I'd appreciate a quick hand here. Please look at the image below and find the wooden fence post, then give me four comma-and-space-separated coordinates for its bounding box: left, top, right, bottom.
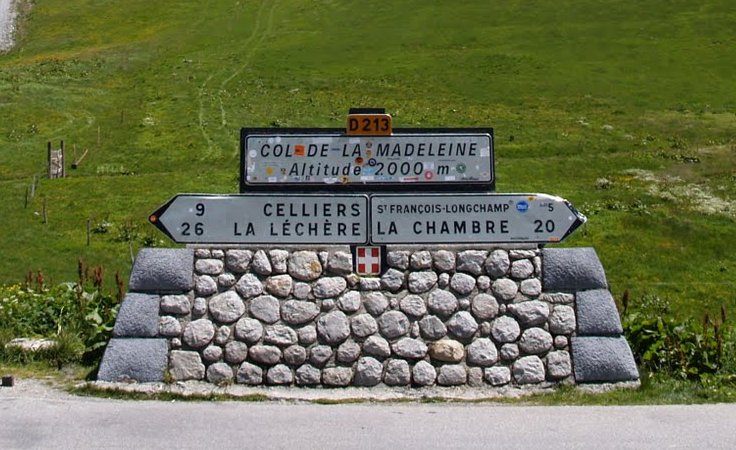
60, 140, 65, 178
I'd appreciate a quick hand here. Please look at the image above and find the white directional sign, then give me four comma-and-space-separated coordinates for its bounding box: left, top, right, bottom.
150, 193, 584, 245
150, 194, 369, 244
241, 131, 493, 189
371, 193, 586, 244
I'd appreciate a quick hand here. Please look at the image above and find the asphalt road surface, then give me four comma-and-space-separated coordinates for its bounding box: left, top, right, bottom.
2, 391, 735, 449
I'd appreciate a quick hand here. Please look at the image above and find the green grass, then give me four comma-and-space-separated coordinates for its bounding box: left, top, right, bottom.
1, 0, 735, 324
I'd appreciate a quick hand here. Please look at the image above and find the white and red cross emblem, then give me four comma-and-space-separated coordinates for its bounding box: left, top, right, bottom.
355, 246, 381, 276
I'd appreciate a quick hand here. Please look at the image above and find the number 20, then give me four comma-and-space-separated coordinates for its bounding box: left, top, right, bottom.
534, 220, 555, 233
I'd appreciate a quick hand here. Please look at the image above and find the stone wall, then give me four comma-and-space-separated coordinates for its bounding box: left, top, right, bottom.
99, 246, 639, 388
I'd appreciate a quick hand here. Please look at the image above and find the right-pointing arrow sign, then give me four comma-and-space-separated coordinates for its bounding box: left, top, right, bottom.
370, 193, 586, 244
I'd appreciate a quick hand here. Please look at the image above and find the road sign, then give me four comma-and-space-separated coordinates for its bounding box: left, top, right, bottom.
347, 113, 392, 136
370, 193, 586, 244
149, 194, 369, 244
240, 128, 494, 192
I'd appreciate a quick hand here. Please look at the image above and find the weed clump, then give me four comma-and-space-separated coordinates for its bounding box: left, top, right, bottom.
0, 264, 122, 368
620, 290, 734, 384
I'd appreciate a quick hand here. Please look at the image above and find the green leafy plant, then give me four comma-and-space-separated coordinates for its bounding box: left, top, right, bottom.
0, 265, 122, 367
621, 291, 729, 382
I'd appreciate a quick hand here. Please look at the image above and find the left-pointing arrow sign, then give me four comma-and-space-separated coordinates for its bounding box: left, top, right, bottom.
149, 194, 370, 245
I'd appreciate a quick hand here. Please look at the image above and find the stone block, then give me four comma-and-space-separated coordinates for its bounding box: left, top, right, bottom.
112, 293, 160, 338
542, 247, 607, 292
571, 336, 639, 383
170, 350, 206, 381
576, 289, 624, 335
98, 338, 168, 382
128, 248, 194, 293
512, 355, 545, 384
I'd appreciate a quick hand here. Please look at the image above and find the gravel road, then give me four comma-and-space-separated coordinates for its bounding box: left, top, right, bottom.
0, 0, 16, 52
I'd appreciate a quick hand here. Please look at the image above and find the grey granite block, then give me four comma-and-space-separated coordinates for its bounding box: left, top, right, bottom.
576, 289, 623, 335
113, 293, 161, 338
97, 338, 168, 382
571, 336, 639, 382
542, 247, 607, 292
129, 248, 194, 293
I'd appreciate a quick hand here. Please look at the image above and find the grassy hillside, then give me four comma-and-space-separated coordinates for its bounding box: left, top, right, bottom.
1, 0, 734, 319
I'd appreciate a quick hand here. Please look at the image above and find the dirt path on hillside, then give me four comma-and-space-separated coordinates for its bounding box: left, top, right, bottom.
0, 0, 16, 52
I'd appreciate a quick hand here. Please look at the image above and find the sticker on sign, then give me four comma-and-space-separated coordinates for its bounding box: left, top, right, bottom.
149, 194, 369, 244
370, 193, 586, 244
